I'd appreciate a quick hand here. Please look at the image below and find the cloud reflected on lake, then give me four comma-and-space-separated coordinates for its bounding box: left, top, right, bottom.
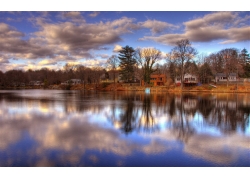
0, 90, 249, 166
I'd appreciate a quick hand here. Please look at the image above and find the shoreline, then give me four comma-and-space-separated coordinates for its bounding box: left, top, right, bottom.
1, 84, 250, 93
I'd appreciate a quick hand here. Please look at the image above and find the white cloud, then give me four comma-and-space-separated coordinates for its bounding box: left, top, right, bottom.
81, 59, 106, 68
89, 12, 100, 18
0, 16, 139, 71
140, 12, 250, 45
113, 44, 123, 52
139, 19, 177, 34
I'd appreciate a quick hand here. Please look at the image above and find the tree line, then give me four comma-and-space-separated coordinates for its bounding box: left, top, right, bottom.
107, 39, 250, 89
0, 65, 107, 88
0, 39, 249, 88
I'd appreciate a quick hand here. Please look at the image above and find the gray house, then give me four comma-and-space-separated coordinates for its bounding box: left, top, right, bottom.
215, 73, 237, 83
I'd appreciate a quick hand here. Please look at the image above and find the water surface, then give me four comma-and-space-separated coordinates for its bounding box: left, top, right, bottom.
0, 90, 249, 167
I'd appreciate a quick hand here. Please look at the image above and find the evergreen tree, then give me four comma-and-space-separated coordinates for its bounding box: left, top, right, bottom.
239, 48, 250, 78
168, 61, 176, 82
118, 45, 136, 82
240, 48, 250, 64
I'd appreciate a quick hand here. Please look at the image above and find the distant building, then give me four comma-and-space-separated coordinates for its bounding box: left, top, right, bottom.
29, 81, 43, 86
61, 79, 82, 85
175, 74, 198, 85
141, 74, 167, 86
215, 73, 237, 83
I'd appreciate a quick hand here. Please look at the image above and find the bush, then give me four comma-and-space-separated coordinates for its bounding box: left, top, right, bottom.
101, 82, 112, 88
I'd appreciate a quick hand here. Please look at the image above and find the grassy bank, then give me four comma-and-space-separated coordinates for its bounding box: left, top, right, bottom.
2, 82, 249, 93
47, 82, 250, 93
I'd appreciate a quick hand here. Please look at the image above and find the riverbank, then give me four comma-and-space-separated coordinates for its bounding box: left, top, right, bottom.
1, 82, 250, 93
50, 82, 250, 93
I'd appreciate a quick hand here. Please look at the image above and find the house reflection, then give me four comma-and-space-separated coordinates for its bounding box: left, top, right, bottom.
1, 91, 249, 136
0, 90, 249, 166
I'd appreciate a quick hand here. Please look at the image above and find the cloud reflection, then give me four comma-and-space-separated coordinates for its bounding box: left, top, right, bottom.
0, 91, 249, 166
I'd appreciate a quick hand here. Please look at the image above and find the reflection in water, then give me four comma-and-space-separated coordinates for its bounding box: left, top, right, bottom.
0, 90, 249, 167
139, 95, 157, 132
119, 95, 137, 133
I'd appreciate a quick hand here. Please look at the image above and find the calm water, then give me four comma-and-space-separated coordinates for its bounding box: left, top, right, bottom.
0, 90, 249, 167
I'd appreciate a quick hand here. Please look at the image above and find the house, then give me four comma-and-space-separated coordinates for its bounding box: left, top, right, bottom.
215, 73, 237, 83
34, 81, 43, 86
175, 74, 198, 85
141, 74, 167, 86
29, 81, 43, 86
61, 79, 82, 85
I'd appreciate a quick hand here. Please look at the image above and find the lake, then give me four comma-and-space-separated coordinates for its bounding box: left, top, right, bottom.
0, 90, 249, 167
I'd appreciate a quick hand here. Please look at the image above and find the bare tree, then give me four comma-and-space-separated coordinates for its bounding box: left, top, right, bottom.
106, 55, 120, 85
218, 48, 243, 87
135, 48, 161, 85
205, 53, 224, 75
169, 39, 198, 90
63, 63, 77, 80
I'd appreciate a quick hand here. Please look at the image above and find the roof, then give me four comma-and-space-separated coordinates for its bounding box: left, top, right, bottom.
70, 79, 81, 81
216, 73, 236, 77
150, 74, 166, 77
216, 73, 226, 77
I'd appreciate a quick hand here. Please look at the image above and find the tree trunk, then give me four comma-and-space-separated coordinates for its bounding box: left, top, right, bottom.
181, 60, 184, 91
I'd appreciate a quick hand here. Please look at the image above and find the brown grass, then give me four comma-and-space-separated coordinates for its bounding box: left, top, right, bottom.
48, 82, 250, 93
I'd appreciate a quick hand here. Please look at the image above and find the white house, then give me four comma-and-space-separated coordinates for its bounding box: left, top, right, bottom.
175, 74, 198, 85
29, 81, 43, 86
61, 79, 82, 85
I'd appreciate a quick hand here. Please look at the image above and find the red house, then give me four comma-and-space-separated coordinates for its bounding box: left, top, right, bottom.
141, 74, 167, 86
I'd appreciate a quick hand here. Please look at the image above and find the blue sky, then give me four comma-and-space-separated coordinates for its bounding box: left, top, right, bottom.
0, 1, 249, 72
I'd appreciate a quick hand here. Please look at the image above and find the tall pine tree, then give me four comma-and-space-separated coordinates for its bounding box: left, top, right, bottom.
118, 45, 136, 82
240, 48, 250, 77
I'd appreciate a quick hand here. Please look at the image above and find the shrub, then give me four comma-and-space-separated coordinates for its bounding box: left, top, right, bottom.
101, 82, 112, 88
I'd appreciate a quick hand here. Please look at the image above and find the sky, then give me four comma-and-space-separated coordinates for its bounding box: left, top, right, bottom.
0, 1, 249, 72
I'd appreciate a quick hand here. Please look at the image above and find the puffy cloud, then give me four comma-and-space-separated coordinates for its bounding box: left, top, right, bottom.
0, 23, 24, 38
97, 54, 109, 59
139, 19, 177, 34
0, 54, 10, 64
220, 26, 250, 44
0, 98, 169, 166
38, 59, 58, 65
89, 12, 100, 18
81, 59, 107, 68
0, 16, 139, 71
113, 44, 123, 52
62, 11, 83, 19
0, 23, 54, 60
184, 11, 237, 30
34, 17, 137, 55
140, 12, 250, 45
184, 133, 250, 164
140, 33, 186, 45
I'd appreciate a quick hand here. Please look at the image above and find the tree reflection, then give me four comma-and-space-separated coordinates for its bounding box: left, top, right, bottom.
119, 94, 137, 134
1, 90, 249, 137
197, 95, 215, 120
168, 94, 176, 118
168, 93, 250, 142
138, 94, 159, 133
207, 94, 250, 134
171, 94, 196, 143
